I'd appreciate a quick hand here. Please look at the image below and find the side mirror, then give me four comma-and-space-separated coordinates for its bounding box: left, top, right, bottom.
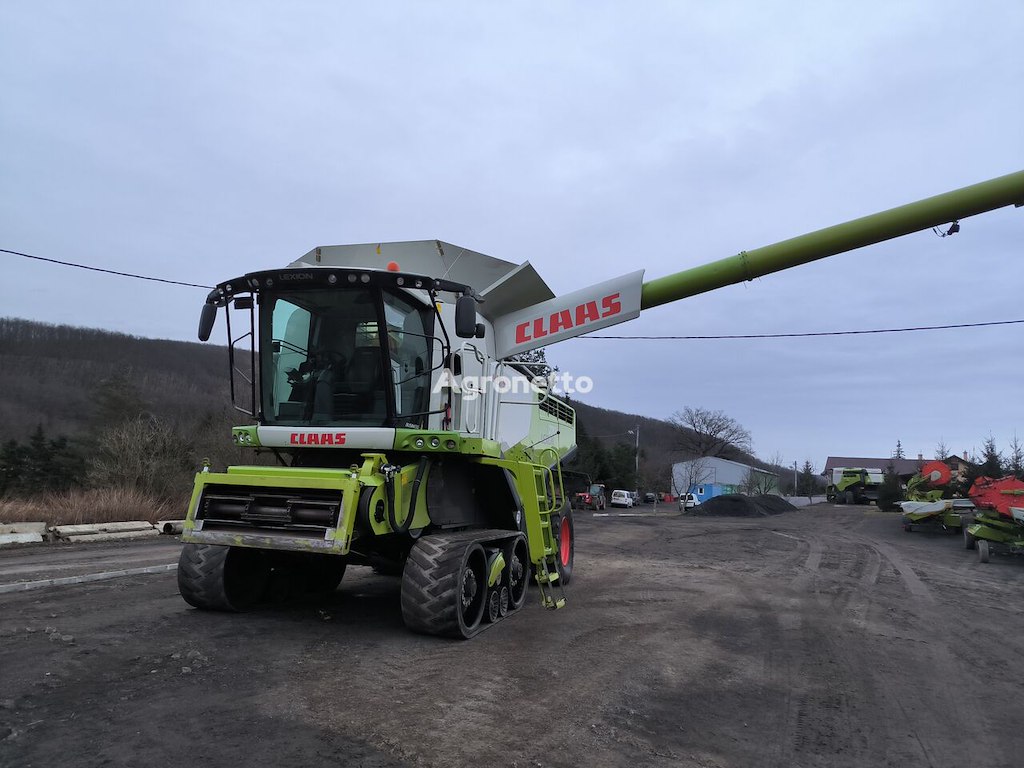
455, 295, 478, 338
198, 303, 218, 341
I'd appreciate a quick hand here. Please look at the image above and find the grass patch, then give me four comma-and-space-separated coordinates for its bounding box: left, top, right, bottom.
0, 487, 189, 526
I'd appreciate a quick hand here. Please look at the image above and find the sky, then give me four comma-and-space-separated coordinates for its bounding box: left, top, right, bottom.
2, 1, 1023, 473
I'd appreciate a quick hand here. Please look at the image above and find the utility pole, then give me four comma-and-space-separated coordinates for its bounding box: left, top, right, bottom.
634, 423, 640, 495
793, 461, 798, 497
627, 424, 640, 496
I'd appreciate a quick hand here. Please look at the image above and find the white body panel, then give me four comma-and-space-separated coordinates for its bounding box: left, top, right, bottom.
257, 426, 396, 450
493, 270, 645, 358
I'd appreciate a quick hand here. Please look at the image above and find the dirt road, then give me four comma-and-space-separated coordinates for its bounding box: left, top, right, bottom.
2, 505, 1022, 767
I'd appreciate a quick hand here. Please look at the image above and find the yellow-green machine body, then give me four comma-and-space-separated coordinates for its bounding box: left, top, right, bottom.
179, 170, 1024, 637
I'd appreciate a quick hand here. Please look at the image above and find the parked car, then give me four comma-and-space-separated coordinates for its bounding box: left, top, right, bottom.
679, 493, 699, 510
643, 492, 657, 504
610, 489, 634, 508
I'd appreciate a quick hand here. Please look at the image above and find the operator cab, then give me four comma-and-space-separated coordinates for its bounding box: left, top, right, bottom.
265, 285, 434, 427
198, 267, 481, 430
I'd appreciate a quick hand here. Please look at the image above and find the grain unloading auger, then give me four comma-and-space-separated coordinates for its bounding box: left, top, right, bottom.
179, 170, 1024, 637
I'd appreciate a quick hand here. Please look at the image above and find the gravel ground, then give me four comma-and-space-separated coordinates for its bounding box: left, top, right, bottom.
2, 504, 1023, 768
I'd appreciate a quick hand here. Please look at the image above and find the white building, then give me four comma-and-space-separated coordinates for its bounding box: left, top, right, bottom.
671, 456, 779, 504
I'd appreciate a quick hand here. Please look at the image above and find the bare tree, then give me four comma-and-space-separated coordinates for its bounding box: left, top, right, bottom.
671, 455, 710, 502
934, 438, 950, 461
741, 465, 778, 495
669, 407, 751, 458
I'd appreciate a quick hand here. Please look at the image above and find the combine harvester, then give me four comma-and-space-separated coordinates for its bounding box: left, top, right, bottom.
179, 170, 1024, 637
900, 460, 974, 533
963, 476, 1024, 563
828, 467, 884, 505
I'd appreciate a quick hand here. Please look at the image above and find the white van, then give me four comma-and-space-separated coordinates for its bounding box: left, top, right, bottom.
610, 490, 634, 508
679, 494, 699, 510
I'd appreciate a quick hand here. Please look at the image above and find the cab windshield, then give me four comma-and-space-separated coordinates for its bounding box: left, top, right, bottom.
260, 287, 434, 428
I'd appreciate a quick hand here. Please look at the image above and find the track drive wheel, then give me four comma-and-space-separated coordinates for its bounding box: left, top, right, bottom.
551, 505, 575, 586
401, 536, 489, 638
178, 543, 268, 611
504, 535, 530, 611
977, 539, 990, 563
963, 527, 976, 550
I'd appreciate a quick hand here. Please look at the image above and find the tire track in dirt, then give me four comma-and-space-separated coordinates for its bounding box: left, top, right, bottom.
818, 531, 1001, 767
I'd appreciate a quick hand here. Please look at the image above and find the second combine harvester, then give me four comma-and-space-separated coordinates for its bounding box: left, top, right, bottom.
179, 171, 1024, 637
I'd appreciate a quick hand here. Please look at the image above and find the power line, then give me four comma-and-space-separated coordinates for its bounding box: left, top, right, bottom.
1, 248, 212, 289
582, 318, 1024, 340
6, 246, 1022, 340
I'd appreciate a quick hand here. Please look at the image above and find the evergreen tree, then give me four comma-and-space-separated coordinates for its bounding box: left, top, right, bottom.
892, 440, 905, 459
1008, 434, 1024, 480
979, 435, 1004, 478
797, 460, 817, 499
23, 425, 53, 490
0, 439, 24, 496
876, 463, 904, 511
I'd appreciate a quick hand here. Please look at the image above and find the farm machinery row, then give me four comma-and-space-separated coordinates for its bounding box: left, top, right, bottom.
900, 462, 1024, 564
180, 169, 1024, 637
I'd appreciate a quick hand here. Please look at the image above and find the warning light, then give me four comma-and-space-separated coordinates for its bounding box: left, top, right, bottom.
386, 261, 400, 272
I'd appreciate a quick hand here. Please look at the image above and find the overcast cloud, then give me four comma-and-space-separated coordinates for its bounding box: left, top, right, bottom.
1, 1, 1022, 471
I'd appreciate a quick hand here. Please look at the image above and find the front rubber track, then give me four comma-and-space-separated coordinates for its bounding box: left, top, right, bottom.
178, 543, 268, 612
401, 530, 525, 639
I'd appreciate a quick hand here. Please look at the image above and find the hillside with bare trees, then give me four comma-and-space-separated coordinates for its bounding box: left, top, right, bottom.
0, 317, 779, 520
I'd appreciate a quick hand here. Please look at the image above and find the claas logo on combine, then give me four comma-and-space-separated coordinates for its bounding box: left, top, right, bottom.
290, 432, 347, 446
515, 292, 621, 344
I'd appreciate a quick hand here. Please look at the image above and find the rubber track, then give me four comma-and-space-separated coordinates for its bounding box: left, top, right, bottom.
401, 530, 523, 639
177, 542, 235, 611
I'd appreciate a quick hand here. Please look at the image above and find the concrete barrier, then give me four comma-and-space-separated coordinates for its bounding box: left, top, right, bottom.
64, 529, 161, 543
0, 522, 49, 535
52, 521, 156, 538
0, 532, 45, 546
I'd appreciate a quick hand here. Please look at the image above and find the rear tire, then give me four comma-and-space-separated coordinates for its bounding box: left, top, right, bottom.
551, 505, 575, 586
963, 527, 976, 550
845, 490, 855, 505
977, 539, 990, 563
178, 543, 268, 611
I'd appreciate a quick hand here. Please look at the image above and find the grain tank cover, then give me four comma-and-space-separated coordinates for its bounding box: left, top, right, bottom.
290, 240, 555, 318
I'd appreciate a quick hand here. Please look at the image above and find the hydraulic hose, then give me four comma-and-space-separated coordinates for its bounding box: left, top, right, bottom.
403, 457, 430, 534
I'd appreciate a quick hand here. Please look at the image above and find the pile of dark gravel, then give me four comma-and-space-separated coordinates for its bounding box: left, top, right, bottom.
688, 494, 797, 517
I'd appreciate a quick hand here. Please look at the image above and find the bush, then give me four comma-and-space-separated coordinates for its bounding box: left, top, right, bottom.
876, 469, 904, 511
